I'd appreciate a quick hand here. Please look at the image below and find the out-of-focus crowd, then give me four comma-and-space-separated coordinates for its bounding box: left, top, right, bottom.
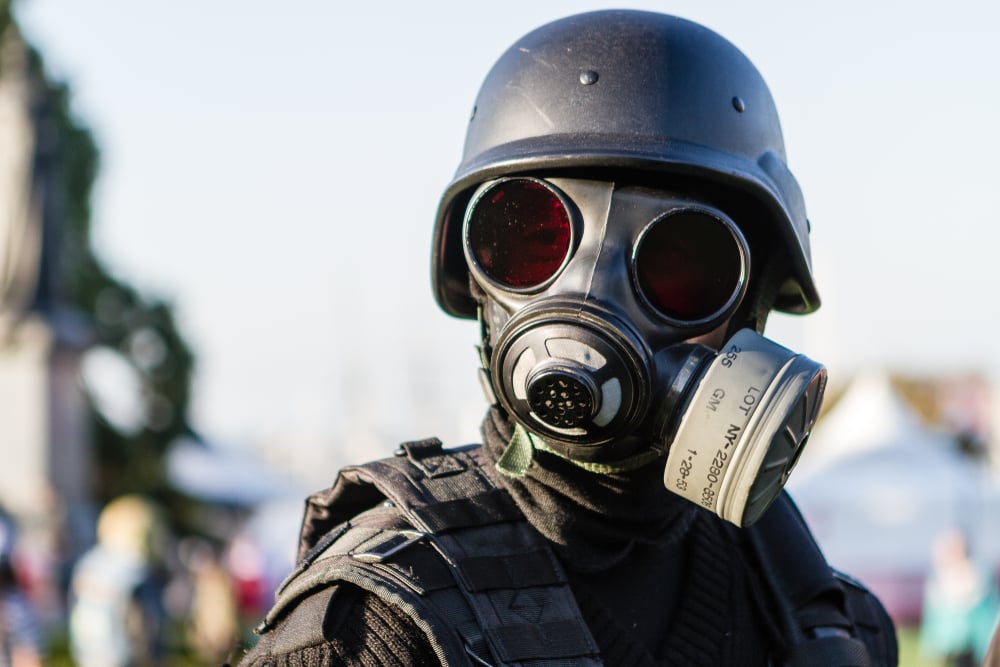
0, 496, 276, 666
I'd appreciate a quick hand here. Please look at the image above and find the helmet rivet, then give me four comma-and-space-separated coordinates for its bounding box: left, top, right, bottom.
579, 70, 599, 85
732, 96, 746, 113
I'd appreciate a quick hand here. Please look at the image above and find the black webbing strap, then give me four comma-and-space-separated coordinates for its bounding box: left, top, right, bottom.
389, 442, 600, 665
423, 446, 600, 665
414, 489, 524, 533
398, 437, 467, 477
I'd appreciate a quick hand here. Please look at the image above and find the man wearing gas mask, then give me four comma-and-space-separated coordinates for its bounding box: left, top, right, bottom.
238, 10, 897, 667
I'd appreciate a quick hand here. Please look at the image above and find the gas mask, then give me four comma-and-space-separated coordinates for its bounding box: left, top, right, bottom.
466, 176, 827, 527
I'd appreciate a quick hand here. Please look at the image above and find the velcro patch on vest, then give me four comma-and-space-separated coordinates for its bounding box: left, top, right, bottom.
458, 549, 564, 591
489, 619, 597, 661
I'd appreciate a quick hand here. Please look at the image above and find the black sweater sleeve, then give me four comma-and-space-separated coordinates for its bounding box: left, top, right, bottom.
236, 584, 442, 667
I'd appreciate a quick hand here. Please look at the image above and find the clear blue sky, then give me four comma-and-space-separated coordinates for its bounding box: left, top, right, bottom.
14, 1, 1000, 472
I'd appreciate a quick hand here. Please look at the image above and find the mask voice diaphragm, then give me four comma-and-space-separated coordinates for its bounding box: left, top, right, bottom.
661, 329, 826, 526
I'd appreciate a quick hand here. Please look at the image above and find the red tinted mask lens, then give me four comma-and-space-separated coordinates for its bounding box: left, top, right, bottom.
466, 179, 572, 289
634, 211, 746, 323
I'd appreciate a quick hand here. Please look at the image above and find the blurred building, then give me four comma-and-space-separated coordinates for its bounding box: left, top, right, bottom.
0, 24, 94, 561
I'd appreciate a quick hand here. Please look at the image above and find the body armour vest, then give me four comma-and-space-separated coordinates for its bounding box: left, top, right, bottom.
250, 439, 897, 667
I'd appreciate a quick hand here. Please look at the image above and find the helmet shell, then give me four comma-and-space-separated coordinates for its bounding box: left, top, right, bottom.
432, 10, 819, 318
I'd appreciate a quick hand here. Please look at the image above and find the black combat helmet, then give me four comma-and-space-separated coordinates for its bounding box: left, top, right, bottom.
432, 10, 819, 320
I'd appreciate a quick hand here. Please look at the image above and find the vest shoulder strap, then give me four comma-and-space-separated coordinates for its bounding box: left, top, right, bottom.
747, 492, 898, 667
259, 438, 603, 667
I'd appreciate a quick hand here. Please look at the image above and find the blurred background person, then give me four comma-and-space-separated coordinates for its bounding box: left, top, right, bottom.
919, 528, 1000, 666
0, 510, 42, 667
68, 496, 167, 667
185, 540, 239, 666
984, 624, 999, 667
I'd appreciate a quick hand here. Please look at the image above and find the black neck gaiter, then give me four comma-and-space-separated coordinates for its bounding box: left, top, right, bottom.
481, 407, 695, 573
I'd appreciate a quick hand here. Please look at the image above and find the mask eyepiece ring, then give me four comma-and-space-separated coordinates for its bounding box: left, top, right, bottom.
463, 177, 575, 293
631, 207, 749, 328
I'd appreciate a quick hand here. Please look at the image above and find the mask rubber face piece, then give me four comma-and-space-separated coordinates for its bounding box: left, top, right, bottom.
662, 329, 827, 526
465, 178, 751, 461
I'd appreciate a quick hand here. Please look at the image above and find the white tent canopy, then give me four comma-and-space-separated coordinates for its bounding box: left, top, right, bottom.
166, 436, 296, 506
786, 373, 1000, 618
